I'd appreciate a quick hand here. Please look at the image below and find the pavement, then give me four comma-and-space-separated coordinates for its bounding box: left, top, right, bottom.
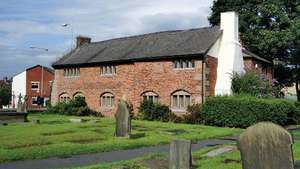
0, 138, 234, 169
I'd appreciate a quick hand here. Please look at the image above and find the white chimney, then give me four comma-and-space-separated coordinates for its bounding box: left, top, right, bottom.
214, 11, 245, 95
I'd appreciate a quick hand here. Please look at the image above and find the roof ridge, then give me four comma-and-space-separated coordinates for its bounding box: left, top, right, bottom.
89, 26, 219, 45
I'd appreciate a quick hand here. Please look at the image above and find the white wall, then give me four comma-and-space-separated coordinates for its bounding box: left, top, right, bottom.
207, 11, 244, 95
11, 71, 26, 108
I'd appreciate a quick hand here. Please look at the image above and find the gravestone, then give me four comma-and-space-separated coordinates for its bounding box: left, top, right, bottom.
115, 96, 131, 137
169, 139, 192, 169
238, 122, 294, 169
16, 94, 23, 113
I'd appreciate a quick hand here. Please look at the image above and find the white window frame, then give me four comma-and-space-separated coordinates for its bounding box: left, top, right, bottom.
100, 65, 116, 76
173, 59, 195, 70
100, 93, 115, 108
31, 81, 40, 91
171, 90, 192, 111
64, 68, 80, 77
142, 91, 159, 103
59, 93, 71, 102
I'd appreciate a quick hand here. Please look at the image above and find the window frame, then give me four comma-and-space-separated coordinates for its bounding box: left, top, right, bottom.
142, 91, 159, 103
31, 81, 40, 91
100, 92, 115, 108
100, 65, 116, 76
63, 68, 80, 77
59, 93, 71, 103
31, 96, 38, 105
173, 59, 195, 70
171, 90, 192, 111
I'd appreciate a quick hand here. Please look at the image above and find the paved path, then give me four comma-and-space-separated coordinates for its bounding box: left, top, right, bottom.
0, 138, 234, 169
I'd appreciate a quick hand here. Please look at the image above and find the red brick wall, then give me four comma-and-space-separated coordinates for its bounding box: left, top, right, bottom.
26, 67, 54, 108
51, 59, 204, 116
243, 58, 273, 80
206, 56, 218, 96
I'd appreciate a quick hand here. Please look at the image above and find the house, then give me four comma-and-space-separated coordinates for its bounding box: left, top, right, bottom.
11, 65, 54, 109
51, 12, 272, 116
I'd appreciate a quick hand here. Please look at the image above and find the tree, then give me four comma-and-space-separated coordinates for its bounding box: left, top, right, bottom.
209, 0, 300, 101
0, 80, 11, 108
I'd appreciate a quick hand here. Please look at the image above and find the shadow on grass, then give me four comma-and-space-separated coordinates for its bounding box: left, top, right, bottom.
130, 133, 146, 139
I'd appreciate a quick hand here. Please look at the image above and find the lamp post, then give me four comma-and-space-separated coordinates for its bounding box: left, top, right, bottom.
61, 23, 74, 49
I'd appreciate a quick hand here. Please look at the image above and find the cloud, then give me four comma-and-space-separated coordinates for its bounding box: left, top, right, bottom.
0, 0, 213, 78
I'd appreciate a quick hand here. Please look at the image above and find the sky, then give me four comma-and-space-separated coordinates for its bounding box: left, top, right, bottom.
0, 0, 213, 78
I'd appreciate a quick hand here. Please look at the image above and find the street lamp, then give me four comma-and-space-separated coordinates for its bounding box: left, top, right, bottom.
61, 23, 74, 49
30, 46, 49, 51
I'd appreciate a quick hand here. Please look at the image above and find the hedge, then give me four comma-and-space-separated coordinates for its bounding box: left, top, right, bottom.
202, 96, 300, 128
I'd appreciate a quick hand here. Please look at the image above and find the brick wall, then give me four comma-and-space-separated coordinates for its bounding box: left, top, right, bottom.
206, 56, 218, 97
51, 58, 204, 116
243, 58, 273, 80
26, 67, 54, 108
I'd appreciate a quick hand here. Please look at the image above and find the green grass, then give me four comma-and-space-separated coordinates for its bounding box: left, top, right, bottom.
74, 130, 300, 169
0, 113, 241, 163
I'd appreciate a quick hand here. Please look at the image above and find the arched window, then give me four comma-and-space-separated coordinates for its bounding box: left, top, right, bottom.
171, 90, 192, 110
73, 92, 85, 99
59, 93, 71, 102
142, 91, 158, 103
100, 92, 115, 108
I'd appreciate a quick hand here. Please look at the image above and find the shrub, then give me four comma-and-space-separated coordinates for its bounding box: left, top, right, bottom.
138, 100, 173, 122
182, 104, 203, 124
45, 97, 99, 116
202, 96, 300, 128
231, 71, 278, 98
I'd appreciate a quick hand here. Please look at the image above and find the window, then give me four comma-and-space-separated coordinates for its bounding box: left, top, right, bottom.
64, 68, 80, 77
31, 81, 40, 90
100, 65, 116, 75
74, 92, 85, 99
32, 97, 38, 105
142, 91, 158, 103
59, 93, 71, 102
173, 59, 195, 69
171, 90, 192, 110
100, 92, 115, 108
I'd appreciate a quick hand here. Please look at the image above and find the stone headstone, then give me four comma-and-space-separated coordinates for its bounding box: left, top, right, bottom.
238, 122, 294, 169
16, 94, 23, 113
169, 139, 192, 169
115, 97, 131, 137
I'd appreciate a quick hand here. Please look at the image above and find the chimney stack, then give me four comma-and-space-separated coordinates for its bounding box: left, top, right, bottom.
76, 36, 91, 48
213, 11, 245, 95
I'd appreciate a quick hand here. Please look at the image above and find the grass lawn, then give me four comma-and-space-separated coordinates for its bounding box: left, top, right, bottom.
0, 113, 241, 163
74, 130, 300, 169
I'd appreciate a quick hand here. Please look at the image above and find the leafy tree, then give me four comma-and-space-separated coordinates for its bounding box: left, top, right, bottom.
209, 0, 300, 101
0, 80, 11, 107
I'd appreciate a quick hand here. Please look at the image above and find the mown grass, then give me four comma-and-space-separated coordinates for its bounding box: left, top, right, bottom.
0, 113, 241, 163
74, 130, 300, 169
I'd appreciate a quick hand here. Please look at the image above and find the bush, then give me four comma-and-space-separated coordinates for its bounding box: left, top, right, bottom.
202, 96, 300, 128
182, 104, 203, 124
231, 71, 279, 98
138, 100, 173, 122
45, 97, 99, 116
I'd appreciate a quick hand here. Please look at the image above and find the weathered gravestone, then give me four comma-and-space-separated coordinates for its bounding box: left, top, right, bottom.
115, 97, 131, 137
16, 94, 23, 113
169, 139, 192, 169
23, 95, 28, 113
238, 122, 294, 169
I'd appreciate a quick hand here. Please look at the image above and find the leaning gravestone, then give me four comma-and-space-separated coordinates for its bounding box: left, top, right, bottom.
16, 94, 23, 113
238, 122, 294, 169
115, 97, 131, 137
169, 139, 192, 169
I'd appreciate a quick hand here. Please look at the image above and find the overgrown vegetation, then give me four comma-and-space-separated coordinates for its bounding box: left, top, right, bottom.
0, 79, 11, 108
138, 100, 174, 122
231, 71, 280, 98
45, 97, 99, 116
201, 96, 300, 128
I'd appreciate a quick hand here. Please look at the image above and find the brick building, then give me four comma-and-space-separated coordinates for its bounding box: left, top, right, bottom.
11, 65, 54, 109
51, 12, 272, 116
